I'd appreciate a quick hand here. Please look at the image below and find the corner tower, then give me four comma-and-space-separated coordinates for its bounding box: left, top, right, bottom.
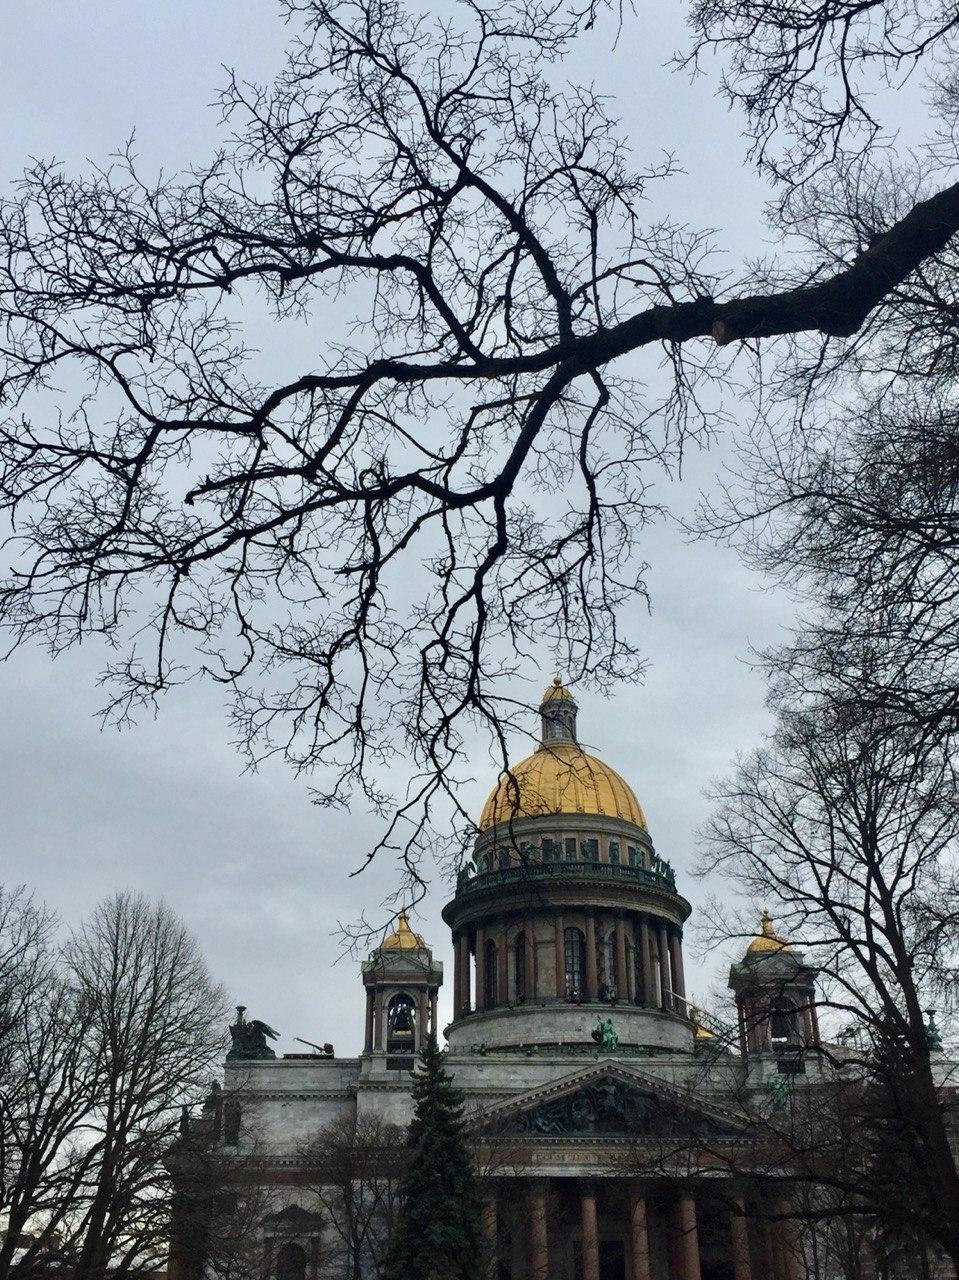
442, 681, 694, 1054
361, 912, 442, 1069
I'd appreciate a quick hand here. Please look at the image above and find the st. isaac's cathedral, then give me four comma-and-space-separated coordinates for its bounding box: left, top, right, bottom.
180, 681, 954, 1280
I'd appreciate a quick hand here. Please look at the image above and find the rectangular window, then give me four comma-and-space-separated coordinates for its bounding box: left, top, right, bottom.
581, 838, 598, 860
565, 837, 578, 861
608, 841, 620, 864
628, 846, 642, 868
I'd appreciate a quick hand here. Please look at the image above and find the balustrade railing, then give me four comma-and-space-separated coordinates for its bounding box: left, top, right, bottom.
454, 857, 677, 897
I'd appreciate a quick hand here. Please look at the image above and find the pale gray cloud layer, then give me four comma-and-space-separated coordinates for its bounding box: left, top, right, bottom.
0, 2, 796, 1055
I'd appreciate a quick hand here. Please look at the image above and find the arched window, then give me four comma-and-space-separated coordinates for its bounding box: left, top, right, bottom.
276, 1243, 307, 1280
514, 932, 526, 1000
387, 993, 416, 1053
770, 999, 799, 1047
484, 938, 498, 1008
564, 927, 586, 1000
222, 1097, 241, 1146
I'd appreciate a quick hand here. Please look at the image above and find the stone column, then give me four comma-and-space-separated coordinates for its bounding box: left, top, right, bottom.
364, 988, 374, 1053
554, 911, 566, 998
429, 989, 438, 1040
459, 932, 471, 1016
417, 989, 429, 1050
525, 916, 536, 999
498, 918, 510, 1006
585, 910, 599, 1000
730, 1200, 752, 1280
580, 1184, 601, 1280
373, 991, 384, 1051
528, 1182, 549, 1280
482, 1191, 498, 1280
675, 1196, 701, 1280
774, 1198, 802, 1280
669, 930, 687, 1004
657, 923, 672, 1011
475, 925, 486, 1012
452, 934, 462, 1019
615, 913, 628, 1002
637, 915, 656, 1006
628, 1190, 651, 1280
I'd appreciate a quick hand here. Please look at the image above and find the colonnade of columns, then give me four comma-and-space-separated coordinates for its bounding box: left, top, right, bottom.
484, 1182, 804, 1280
452, 909, 687, 1021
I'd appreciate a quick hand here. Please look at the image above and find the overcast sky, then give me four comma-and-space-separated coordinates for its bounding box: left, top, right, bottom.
0, 1, 800, 1055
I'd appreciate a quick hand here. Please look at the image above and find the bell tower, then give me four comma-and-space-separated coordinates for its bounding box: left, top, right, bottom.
729, 911, 820, 1070
360, 912, 442, 1066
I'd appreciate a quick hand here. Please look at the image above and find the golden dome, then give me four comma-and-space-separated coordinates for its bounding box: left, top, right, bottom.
746, 909, 792, 955
479, 742, 647, 830
381, 911, 426, 951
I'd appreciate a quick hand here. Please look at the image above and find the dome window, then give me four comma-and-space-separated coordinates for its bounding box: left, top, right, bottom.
564, 837, 578, 861
580, 838, 598, 860
564, 927, 586, 1000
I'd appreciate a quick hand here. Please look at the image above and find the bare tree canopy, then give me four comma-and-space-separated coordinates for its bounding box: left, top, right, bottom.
0, 888, 226, 1280
2, 0, 959, 875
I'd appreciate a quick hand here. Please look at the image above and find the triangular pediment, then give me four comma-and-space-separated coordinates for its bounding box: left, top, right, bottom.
470, 1061, 747, 1142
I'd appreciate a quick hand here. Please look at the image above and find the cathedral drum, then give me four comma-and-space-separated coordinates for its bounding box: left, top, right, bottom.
442, 679, 695, 1056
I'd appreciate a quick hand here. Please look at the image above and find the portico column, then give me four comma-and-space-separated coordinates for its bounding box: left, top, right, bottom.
775, 1198, 802, 1280
482, 1191, 498, 1280
614, 913, 628, 1002
674, 1195, 701, 1280
529, 1182, 549, 1280
628, 1190, 651, 1280
554, 912, 566, 998
475, 925, 486, 1012
525, 916, 536, 999
364, 988, 374, 1053
585, 910, 599, 1000
458, 932, 471, 1016
730, 1200, 752, 1280
580, 1184, 601, 1280
657, 923, 672, 1011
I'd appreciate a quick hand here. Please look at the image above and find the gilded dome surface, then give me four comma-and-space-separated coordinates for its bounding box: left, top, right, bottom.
479, 741, 647, 830
381, 911, 426, 950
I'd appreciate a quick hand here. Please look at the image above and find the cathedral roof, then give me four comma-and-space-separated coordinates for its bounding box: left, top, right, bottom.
381, 911, 426, 951
478, 680, 647, 831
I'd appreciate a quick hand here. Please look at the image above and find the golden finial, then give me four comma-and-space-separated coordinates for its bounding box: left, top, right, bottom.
746, 907, 791, 954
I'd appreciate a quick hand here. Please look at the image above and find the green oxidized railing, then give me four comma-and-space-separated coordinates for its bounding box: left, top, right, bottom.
454, 858, 678, 898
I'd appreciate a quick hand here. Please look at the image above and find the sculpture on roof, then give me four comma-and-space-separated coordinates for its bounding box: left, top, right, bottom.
227, 1005, 279, 1061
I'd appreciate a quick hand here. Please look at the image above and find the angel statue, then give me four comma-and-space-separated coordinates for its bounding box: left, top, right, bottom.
227, 1005, 279, 1061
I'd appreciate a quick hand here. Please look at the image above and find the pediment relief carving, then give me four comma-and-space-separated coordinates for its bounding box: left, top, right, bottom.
472, 1065, 746, 1141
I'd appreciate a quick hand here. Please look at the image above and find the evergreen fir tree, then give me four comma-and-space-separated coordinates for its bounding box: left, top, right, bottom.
382, 1037, 483, 1280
